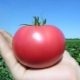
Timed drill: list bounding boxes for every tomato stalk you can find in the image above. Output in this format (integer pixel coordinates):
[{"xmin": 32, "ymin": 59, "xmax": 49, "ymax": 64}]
[{"xmin": 20, "ymin": 16, "xmax": 46, "ymax": 26}]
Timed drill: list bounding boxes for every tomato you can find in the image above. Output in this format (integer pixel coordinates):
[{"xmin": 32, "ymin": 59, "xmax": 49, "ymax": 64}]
[{"xmin": 12, "ymin": 17, "xmax": 65, "ymax": 68}]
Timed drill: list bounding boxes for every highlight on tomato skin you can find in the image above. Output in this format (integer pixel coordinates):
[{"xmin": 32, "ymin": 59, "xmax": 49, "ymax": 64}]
[{"xmin": 12, "ymin": 16, "xmax": 66, "ymax": 69}]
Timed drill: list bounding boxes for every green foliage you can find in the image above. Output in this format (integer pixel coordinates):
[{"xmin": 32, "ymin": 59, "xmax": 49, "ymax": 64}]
[
  {"xmin": 66, "ymin": 39, "xmax": 80, "ymax": 65},
  {"xmin": 0, "ymin": 39, "xmax": 80, "ymax": 80},
  {"xmin": 0, "ymin": 55, "xmax": 14, "ymax": 80}
]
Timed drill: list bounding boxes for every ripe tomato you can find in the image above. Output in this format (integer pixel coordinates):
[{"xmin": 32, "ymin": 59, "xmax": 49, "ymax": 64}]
[
  {"xmin": 12, "ymin": 25, "xmax": 65, "ymax": 68},
  {"xmin": 12, "ymin": 17, "xmax": 65, "ymax": 68}
]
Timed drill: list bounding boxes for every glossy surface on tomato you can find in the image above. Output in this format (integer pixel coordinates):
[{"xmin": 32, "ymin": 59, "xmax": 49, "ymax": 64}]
[{"xmin": 12, "ymin": 25, "xmax": 65, "ymax": 68}]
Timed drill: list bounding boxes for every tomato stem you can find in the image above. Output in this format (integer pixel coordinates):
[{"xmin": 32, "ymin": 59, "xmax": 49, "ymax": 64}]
[{"xmin": 20, "ymin": 16, "xmax": 46, "ymax": 26}]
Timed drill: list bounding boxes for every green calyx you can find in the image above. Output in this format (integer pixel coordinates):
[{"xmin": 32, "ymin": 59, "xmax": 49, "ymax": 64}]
[{"xmin": 21, "ymin": 16, "xmax": 46, "ymax": 26}]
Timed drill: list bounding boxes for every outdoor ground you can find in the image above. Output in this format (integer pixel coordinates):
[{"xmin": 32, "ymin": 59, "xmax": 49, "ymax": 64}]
[{"xmin": 0, "ymin": 39, "xmax": 80, "ymax": 80}]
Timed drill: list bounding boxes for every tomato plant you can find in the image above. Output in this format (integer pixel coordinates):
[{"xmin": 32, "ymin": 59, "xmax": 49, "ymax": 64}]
[{"xmin": 12, "ymin": 16, "xmax": 65, "ymax": 68}]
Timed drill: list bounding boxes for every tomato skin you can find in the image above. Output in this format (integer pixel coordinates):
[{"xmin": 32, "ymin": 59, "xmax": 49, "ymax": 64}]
[{"xmin": 12, "ymin": 25, "xmax": 65, "ymax": 68}]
